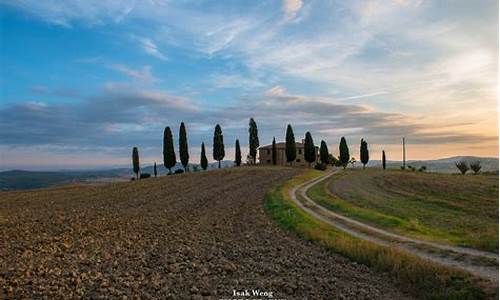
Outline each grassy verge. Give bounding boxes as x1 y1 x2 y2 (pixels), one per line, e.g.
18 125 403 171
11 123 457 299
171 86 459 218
322 170 498 252
265 171 494 299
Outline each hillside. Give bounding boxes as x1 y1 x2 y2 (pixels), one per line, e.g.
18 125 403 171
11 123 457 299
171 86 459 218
0 167 409 299
0 161 235 191
323 169 498 252
366 156 498 173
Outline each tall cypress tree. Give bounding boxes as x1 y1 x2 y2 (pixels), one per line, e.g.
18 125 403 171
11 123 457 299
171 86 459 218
304 131 316 166
339 137 349 169
235 139 242 167
179 122 189 171
360 139 369 169
163 126 176 174
132 147 140 179
320 140 329 165
272 137 277 165
200 142 208 170
213 124 225 168
153 162 157 177
382 150 386 170
248 118 259 164
285 124 296 165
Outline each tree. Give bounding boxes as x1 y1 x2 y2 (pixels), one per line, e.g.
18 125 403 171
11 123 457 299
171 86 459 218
179 122 189 171
382 150 386 170
360 139 369 169
153 162 157 177
248 118 259 164
213 124 225 168
304 132 316 166
235 139 242 166
272 137 277 165
163 126 176 174
200 142 208 170
339 137 349 169
329 154 341 167
285 124 296 165
132 147 140 179
470 161 481 174
455 160 469 175
320 140 329 165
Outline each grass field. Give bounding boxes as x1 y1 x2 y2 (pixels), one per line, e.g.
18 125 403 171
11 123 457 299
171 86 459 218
311 169 498 252
265 170 494 299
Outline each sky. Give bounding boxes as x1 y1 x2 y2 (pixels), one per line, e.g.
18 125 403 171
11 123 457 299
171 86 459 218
0 0 498 170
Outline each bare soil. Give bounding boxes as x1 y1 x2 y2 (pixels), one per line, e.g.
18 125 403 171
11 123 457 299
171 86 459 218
1 167 410 299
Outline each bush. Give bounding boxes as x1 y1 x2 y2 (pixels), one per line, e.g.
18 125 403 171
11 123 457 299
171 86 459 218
418 166 427 172
140 173 151 179
174 169 184 174
470 161 481 174
455 160 469 175
314 163 327 171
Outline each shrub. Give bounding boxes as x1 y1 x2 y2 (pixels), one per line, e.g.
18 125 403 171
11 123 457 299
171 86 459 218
174 169 184 174
140 173 151 179
455 160 469 175
470 161 481 174
418 166 427 172
314 163 327 171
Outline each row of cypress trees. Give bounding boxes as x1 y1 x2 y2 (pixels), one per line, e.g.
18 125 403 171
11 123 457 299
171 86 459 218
132 118 261 177
132 118 380 178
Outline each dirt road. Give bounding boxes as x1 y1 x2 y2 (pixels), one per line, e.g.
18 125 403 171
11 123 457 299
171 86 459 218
0 167 410 299
290 169 498 282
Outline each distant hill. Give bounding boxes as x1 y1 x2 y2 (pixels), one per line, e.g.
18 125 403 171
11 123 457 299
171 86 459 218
366 156 498 173
0 160 235 191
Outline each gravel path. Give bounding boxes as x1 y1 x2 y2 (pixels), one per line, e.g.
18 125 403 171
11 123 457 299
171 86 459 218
0 167 410 299
291 169 499 282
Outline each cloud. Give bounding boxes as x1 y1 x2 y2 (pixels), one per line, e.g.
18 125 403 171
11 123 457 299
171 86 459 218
109 64 157 82
2 0 138 27
265 86 287 96
282 0 303 22
135 36 168 61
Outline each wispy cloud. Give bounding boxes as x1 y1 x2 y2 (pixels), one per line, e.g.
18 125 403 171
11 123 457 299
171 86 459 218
134 36 167 61
109 64 157 82
282 0 304 22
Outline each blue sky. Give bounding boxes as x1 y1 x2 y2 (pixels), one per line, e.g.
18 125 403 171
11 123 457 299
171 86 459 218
0 0 498 170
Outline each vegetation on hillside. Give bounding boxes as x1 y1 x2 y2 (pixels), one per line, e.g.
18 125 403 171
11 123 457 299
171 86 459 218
265 171 492 299
321 169 498 252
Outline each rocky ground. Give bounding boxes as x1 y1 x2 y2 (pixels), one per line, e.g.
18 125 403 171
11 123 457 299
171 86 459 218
1 167 411 299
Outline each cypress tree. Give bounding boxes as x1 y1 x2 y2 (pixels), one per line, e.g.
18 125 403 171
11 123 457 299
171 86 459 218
304 131 316 166
248 118 259 164
132 147 140 179
179 122 189 171
213 124 225 168
320 140 329 165
339 137 349 169
360 139 369 169
153 162 157 177
235 139 242 166
285 124 296 165
272 137 277 165
382 150 386 170
163 126 176 174
200 142 208 170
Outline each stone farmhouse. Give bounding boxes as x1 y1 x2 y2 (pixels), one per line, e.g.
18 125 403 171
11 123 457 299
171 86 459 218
258 140 319 166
